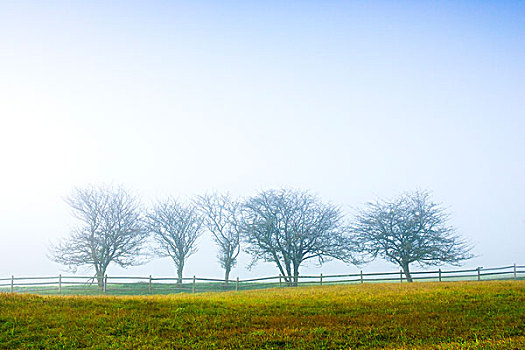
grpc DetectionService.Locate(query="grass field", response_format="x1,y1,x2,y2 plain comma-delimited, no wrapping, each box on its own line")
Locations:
1,280,524,349
3,281,293,296
6,276,520,297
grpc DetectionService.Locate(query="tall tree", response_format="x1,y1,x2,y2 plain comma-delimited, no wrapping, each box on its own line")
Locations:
197,193,242,283
352,190,473,282
51,185,148,289
242,189,354,285
146,198,203,284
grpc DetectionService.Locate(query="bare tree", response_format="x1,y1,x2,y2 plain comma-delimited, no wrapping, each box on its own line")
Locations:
242,189,355,285
146,198,203,284
51,185,148,289
352,190,473,282
197,193,242,283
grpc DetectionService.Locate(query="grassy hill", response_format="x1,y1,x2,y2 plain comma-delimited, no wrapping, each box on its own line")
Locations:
1,280,524,349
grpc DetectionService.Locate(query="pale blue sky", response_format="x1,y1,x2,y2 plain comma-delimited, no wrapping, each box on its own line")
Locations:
0,1,524,278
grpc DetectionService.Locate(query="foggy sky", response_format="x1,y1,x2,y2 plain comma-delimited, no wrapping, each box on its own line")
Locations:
1,1,524,279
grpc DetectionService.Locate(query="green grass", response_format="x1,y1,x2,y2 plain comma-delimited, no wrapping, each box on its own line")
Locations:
1,280,524,349
8,277,518,297
3,270,520,297
2,281,285,296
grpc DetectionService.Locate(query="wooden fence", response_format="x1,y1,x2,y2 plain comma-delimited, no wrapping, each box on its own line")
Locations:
1,264,523,296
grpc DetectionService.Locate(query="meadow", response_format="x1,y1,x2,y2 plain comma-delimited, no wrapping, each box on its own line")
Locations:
1,280,524,349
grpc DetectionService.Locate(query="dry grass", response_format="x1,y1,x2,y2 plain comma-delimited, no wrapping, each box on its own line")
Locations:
1,280,524,349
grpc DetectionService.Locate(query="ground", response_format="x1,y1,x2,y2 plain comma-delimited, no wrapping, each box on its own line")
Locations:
0,280,524,349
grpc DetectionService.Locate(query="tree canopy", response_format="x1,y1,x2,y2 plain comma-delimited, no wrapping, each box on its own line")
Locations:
51,185,148,288
197,193,242,283
146,198,203,284
352,190,473,282
242,188,356,285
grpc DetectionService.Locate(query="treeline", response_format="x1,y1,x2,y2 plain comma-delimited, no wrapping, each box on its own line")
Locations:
51,185,473,288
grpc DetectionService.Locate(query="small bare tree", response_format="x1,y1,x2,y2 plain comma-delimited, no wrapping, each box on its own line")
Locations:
146,198,203,284
51,185,148,289
242,189,355,285
352,190,473,282
197,193,242,283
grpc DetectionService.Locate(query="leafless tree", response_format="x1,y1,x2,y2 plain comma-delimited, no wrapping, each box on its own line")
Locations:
146,198,203,284
50,185,148,289
197,193,242,283
242,189,355,285
352,190,473,282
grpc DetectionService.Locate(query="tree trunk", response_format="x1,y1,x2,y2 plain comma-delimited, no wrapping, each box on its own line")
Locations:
292,264,300,287
176,263,184,285
282,274,292,285
272,253,290,284
401,261,413,282
224,265,231,284
274,260,291,285
285,263,293,286
95,266,105,290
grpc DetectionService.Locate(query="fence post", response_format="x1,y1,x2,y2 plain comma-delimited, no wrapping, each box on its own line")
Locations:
11,275,14,293
59,274,62,295
279,274,282,288
149,275,152,295
192,275,196,293
320,273,323,286
400,270,403,283
514,264,517,280
236,277,239,292
104,274,108,294
360,270,363,284
477,267,481,281
438,269,442,282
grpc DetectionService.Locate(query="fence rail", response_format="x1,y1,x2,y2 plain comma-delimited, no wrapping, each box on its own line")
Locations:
1,264,523,296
